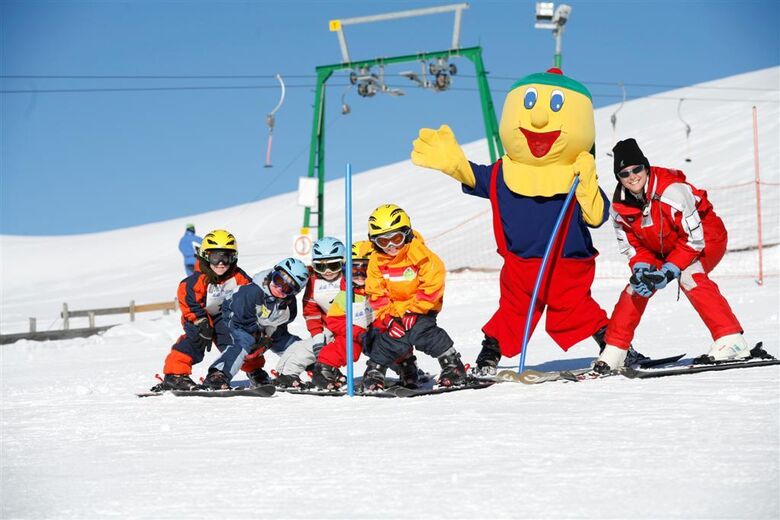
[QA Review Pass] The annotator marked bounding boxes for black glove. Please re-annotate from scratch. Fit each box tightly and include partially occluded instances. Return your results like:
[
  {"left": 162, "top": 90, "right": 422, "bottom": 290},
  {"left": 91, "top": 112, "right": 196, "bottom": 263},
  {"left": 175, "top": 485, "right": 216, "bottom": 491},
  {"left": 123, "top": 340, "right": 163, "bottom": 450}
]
[{"left": 194, "top": 318, "right": 213, "bottom": 351}]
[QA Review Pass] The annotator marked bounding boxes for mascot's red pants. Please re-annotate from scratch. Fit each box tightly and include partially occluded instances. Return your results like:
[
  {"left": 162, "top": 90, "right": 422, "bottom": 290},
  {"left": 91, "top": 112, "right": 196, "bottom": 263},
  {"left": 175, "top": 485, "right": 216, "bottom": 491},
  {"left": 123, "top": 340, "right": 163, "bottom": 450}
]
[{"left": 483, "top": 254, "right": 608, "bottom": 358}]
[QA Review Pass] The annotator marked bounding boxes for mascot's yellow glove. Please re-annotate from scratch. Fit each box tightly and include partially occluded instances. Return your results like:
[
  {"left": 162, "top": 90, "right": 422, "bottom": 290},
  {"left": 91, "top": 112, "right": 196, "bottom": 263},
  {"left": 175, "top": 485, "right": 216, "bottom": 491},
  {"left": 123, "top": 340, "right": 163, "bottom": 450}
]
[
  {"left": 573, "top": 151, "right": 605, "bottom": 226},
  {"left": 411, "top": 125, "right": 475, "bottom": 188}
]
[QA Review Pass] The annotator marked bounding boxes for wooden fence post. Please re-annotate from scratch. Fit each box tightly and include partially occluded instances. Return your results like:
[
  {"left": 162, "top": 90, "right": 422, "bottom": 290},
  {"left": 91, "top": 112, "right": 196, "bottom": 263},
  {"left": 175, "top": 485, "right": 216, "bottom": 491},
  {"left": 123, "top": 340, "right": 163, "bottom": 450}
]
[
  {"left": 88, "top": 311, "right": 96, "bottom": 329},
  {"left": 29, "top": 318, "right": 36, "bottom": 333},
  {"left": 129, "top": 300, "right": 136, "bottom": 322},
  {"left": 62, "top": 303, "right": 70, "bottom": 330}
]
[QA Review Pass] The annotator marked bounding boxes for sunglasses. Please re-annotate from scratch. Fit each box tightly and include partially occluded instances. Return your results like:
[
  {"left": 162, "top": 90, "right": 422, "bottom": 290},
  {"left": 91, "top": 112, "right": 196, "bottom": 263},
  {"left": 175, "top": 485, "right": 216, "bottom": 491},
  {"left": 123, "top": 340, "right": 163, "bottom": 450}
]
[
  {"left": 312, "top": 259, "right": 343, "bottom": 274},
  {"left": 371, "top": 229, "right": 408, "bottom": 250},
  {"left": 618, "top": 165, "right": 646, "bottom": 179},
  {"left": 270, "top": 270, "right": 299, "bottom": 296},
  {"left": 205, "top": 250, "right": 236, "bottom": 266}
]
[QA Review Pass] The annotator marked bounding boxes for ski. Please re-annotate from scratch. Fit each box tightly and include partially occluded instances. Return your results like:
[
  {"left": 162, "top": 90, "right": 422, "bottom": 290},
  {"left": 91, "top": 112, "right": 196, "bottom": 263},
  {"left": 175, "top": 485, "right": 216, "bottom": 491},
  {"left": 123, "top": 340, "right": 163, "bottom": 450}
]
[
  {"left": 137, "top": 384, "right": 277, "bottom": 398},
  {"left": 494, "top": 353, "right": 686, "bottom": 385},
  {"left": 281, "top": 379, "right": 494, "bottom": 398},
  {"left": 623, "top": 344, "right": 778, "bottom": 379}
]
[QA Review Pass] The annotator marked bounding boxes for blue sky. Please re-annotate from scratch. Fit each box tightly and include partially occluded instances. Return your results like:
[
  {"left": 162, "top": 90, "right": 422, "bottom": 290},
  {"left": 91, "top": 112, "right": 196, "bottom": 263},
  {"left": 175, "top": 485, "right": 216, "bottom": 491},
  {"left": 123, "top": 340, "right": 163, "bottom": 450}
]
[{"left": 1, "top": 0, "right": 778, "bottom": 235}]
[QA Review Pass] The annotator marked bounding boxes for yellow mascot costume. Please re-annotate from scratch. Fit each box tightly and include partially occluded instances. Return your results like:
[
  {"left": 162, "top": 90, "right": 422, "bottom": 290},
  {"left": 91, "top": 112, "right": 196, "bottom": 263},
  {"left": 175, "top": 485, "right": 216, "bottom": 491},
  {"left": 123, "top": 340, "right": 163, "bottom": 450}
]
[{"left": 411, "top": 68, "right": 610, "bottom": 374}]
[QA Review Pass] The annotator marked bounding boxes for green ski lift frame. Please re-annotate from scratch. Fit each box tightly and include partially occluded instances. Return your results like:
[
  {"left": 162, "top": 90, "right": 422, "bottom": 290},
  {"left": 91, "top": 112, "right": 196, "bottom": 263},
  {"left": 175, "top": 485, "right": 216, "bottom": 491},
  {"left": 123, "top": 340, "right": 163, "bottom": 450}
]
[{"left": 302, "top": 5, "right": 503, "bottom": 237}]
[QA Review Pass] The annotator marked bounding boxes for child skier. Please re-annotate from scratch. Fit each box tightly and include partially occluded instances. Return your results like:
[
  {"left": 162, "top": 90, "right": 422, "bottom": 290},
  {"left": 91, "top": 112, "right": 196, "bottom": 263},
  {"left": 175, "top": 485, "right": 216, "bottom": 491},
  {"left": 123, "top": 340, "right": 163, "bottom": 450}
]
[
  {"left": 309, "top": 240, "right": 375, "bottom": 390},
  {"left": 152, "top": 229, "right": 252, "bottom": 391},
  {"left": 595, "top": 138, "right": 748, "bottom": 373},
  {"left": 199, "top": 257, "right": 310, "bottom": 390},
  {"left": 362, "top": 204, "right": 466, "bottom": 390},
  {"left": 273, "top": 237, "right": 346, "bottom": 388}
]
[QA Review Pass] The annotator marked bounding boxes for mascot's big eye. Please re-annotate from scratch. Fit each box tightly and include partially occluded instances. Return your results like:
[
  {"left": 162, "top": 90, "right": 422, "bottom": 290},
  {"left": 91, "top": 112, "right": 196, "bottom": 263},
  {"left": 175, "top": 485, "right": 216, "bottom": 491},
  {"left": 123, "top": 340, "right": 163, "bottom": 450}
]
[
  {"left": 523, "top": 87, "right": 538, "bottom": 109},
  {"left": 550, "top": 90, "right": 565, "bottom": 112}
]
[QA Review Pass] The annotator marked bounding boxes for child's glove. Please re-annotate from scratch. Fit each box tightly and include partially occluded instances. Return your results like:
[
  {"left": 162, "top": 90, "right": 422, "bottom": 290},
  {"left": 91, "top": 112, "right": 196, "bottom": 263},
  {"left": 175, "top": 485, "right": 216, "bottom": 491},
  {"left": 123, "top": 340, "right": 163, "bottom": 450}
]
[
  {"left": 387, "top": 319, "right": 406, "bottom": 339},
  {"left": 194, "top": 318, "right": 213, "bottom": 351},
  {"left": 401, "top": 312, "right": 418, "bottom": 331}
]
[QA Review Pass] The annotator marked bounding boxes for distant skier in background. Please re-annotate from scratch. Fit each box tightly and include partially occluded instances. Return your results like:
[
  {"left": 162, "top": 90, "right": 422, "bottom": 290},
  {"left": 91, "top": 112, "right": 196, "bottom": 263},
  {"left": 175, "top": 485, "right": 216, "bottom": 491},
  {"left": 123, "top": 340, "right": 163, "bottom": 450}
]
[
  {"left": 594, "top": 138, "right": 748, "bottom": 373},
  {"left": 178, "top": 224, "right": 203, "bottom": 276},
  {"left": 152, "top": 229, "right": 252, "bottom": 391},
  {"left": 363, "top": 204, "right": 466, "bottom": 390},
  {"left": 199, "top": 257, "right": 310, "bottom": 390},
  {"left": 274, "top": 236, "right": 346, "bottom": 388}
]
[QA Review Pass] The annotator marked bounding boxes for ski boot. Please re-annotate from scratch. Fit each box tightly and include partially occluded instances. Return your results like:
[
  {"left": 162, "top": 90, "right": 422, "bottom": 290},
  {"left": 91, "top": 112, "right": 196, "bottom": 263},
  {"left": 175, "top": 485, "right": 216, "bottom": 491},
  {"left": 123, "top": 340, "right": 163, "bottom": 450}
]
[
  {"left": 311, "top": 362, "right": 347, "bottom": 390},
  {"left": 150, "top": 373, "right": 199, "bottom": 392},
  {"left": 474, "top": 336, "right": 501, "bottom": 376},
  {"left": 200, "top": 370, "right": 231, "bottom": 390},
  {"left": 395, "top": 354, "right": 420, "bottom": 389},
  {"left": 593, "top": 326, "right": 648, "bottom": 368},
  {"left": 362, "top": 360, "right": 388, "bottom": 392},
  {"left": 274, "top": 373, "right": 306, "bottom": 389},
  {"left": 247, "top": 368, "right": 271, "bottom": 387},
  {"left": 438, "top": 347, "right": 467, "bottom": 387}
]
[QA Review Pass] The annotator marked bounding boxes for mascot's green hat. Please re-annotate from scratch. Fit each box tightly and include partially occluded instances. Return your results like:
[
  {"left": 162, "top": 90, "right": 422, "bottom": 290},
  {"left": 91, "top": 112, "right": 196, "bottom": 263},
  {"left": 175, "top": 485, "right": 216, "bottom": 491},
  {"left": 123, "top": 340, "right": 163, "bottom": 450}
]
[{"left": 510, "top": 68, "right": 592, "bottom": 101}]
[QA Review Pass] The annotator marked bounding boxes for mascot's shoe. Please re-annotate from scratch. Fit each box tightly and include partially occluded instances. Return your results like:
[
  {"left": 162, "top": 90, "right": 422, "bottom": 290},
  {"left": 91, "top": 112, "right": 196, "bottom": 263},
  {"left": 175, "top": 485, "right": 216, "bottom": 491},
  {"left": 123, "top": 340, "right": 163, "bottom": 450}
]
[
  {"left": 474, "top": 336, "right": 501, "bottom": 376},
  {"left": 706, "top": 333, "right": 750, "bottom": 361}
]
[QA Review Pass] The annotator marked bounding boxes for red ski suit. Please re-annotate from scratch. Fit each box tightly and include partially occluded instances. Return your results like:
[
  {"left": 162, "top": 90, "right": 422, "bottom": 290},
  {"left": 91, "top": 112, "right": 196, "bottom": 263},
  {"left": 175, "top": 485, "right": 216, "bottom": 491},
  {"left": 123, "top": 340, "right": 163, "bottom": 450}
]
[{"left": 604, "top": 166, "right": 742, "bottom": 349}]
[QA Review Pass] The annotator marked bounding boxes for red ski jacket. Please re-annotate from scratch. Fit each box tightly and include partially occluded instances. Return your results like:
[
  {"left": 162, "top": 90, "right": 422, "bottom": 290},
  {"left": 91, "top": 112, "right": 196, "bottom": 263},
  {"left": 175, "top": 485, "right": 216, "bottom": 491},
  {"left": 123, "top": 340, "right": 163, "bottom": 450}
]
[{"left": 610, "top": 166, "right": 727, "bottom": 272}]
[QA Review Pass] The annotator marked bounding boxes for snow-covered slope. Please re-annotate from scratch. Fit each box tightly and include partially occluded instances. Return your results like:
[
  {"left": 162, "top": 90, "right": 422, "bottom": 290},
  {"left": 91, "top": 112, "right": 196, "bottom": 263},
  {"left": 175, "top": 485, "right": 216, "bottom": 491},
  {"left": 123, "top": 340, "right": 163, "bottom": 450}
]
[
  {"left": 1, "top": 68, "right": 778, "bottom": 519},
  {"left": 1, "top": 67, "right": 777, "bottom": 333}
]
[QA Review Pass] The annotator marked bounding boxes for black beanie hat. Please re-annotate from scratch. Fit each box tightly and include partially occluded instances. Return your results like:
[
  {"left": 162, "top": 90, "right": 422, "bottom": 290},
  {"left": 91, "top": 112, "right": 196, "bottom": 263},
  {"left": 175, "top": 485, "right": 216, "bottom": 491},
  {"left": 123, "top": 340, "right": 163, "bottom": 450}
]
[{"left": 612, "top": 138, "right": 650, "bottom": 177}]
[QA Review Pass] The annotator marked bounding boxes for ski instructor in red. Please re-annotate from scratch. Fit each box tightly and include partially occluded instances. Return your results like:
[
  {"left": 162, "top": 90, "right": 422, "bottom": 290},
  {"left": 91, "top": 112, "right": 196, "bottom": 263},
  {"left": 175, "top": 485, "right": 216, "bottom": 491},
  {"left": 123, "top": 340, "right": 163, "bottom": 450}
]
[
  {"left": 593, "top": 138, "right": 748, "bottom": 373},
  {"left": 411, "top": 69, "right": 619, "bottom": 375}
]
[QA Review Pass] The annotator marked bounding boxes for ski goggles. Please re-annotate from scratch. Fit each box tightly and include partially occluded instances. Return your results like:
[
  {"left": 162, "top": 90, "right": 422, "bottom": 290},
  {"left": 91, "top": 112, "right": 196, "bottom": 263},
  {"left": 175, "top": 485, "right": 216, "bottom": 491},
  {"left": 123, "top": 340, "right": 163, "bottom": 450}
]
[
  {"left": 371, "top": 229, "right": 409, "bottom": 250},
  {"left": 351, "top": 261, "right": 369, "bottom": 278},
  {"left": 270, "top": 269, "right": 299, "bottom": 296},
  {"left": 312, "top": 259, "right": 343, "bottom": 274},
  {"left": 617, "top": 165, "right": 646, "bottom": 179},
  {"left": 205, "top": 250, "right": 236, "bottom": 266}
]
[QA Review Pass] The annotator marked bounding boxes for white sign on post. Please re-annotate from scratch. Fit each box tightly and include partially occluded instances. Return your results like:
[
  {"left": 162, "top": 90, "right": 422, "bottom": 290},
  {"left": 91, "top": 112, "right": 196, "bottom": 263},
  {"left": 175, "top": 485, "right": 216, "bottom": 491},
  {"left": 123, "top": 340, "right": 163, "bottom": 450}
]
[{"left": 297, "top": 177, "right": 318, "bottom": 208}]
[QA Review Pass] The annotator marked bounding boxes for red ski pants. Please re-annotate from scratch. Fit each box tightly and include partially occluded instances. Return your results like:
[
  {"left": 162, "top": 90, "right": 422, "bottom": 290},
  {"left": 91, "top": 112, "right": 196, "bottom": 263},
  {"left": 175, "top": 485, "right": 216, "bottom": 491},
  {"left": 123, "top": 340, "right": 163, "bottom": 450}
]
[
  {"left": 605, "top": 234, "right": 742, "bottom": 348},
  {"left": 318, "top": 327, "right": 364, "bottom": 368},
  {"left": 483, "top": 254, "right": 608, "bottom": 358}
]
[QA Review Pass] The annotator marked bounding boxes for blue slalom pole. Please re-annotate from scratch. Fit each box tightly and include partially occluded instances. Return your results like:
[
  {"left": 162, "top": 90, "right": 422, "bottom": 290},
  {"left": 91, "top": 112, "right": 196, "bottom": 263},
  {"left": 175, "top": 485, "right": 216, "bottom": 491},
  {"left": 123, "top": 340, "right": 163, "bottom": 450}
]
[
  {"left": 345, "top": 163, "right": 355, "bottom": 396},
  {"left": 517, "top": 177, "right": 580, "bottom": 374}
]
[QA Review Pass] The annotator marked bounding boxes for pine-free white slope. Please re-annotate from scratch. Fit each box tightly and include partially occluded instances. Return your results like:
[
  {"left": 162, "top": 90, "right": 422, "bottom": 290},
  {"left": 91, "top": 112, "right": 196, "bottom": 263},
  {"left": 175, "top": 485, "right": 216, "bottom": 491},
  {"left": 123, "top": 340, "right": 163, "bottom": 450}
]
[{"left": 1, "top": 69, "right": 778, "bottom": 518}]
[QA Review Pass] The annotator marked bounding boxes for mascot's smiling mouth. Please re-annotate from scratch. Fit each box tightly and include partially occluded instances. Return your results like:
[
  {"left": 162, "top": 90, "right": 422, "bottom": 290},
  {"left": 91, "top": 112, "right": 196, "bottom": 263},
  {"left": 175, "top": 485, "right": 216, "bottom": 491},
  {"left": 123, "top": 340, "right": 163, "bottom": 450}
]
[{"left": 520, "top": 128, "right": 561, "bottom": 158}]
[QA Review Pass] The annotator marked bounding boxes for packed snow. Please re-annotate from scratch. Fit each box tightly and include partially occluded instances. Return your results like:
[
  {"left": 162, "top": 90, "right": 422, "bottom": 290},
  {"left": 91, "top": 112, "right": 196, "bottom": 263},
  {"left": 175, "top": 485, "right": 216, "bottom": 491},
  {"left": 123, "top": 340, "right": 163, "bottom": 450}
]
[{"left": 1, "top": 68, "right": 778, "bottom": 519}]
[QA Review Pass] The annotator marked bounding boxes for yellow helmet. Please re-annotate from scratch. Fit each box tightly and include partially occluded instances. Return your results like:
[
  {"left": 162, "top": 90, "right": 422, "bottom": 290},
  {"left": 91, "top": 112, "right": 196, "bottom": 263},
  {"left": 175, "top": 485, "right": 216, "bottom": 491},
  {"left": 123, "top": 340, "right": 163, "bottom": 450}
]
[
  {"left": 201, "top": 229, "right": 238, "bottom": 254},
  {"left": 351, "top": 240, "right": 374, "bottom": 261},
  {"left": 367, "top": 204, "right": 412, "bottom": 238}
]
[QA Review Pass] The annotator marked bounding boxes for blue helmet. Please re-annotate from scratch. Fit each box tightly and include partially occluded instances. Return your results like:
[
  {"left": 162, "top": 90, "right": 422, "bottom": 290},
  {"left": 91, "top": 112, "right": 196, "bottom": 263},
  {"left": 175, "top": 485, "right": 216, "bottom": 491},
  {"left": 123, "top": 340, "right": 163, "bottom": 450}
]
[
  {"left": 273, "top": 257, "right": 309, "bottom": 293},
  {"left": 312, "top": 236, "right": 346, "bottom": 262}
]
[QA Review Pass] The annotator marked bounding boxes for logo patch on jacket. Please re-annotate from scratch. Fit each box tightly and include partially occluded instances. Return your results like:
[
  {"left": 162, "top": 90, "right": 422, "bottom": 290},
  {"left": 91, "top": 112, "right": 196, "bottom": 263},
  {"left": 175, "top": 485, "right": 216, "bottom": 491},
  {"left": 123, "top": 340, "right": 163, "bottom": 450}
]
[
  {"left": 403, "top": 267, "right": 416, "bottom": 281},
  {"left": 257, "top": 305, "right": 271, "bottom": 319}
]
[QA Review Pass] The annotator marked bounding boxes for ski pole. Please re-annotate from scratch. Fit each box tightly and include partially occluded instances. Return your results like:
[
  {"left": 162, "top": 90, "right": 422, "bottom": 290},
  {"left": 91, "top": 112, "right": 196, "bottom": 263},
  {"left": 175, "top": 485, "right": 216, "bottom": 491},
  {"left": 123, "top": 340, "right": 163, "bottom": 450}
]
[
  {"left": 517, "top": 177, "right": 580, "bottom": 373},
  {"left": 344, "top": 162, "right": 355, "bottom": 396}
]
